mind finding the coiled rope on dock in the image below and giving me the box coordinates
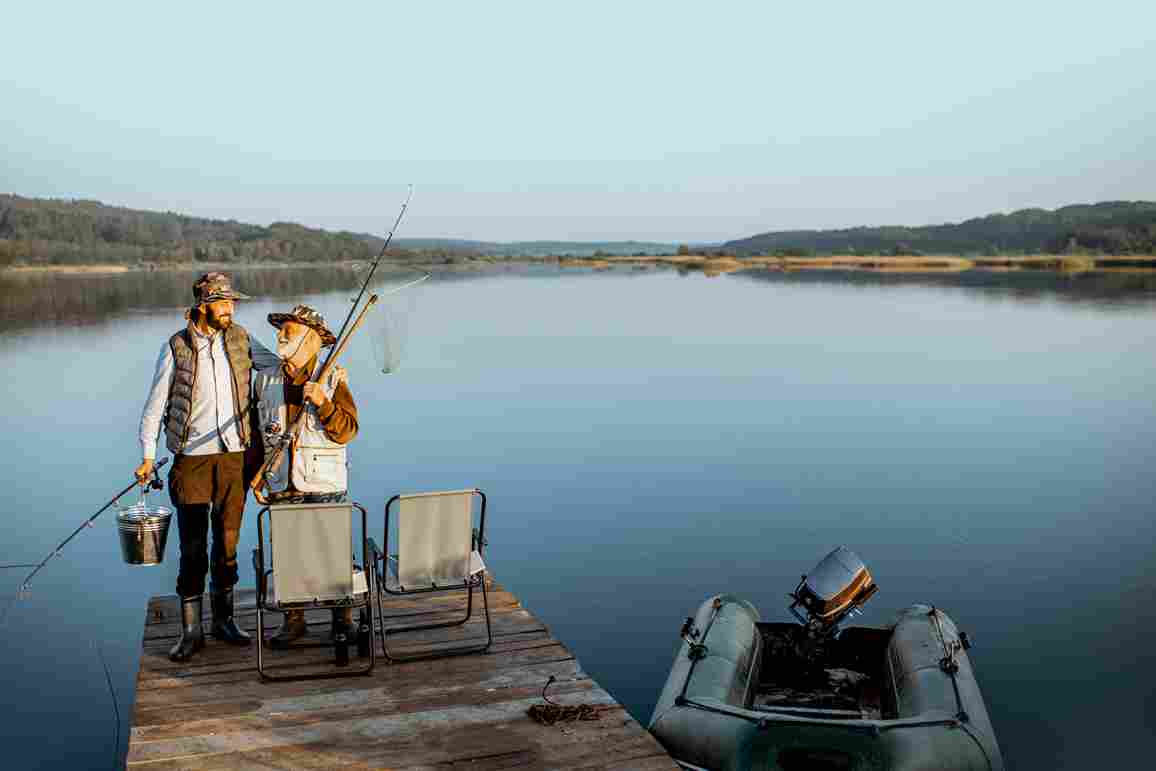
[526,675,613,726]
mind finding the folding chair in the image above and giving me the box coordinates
[253,502,376,681]
[370,489,491,662]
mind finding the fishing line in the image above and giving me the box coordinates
[0,564,37,570]
[94,642,121,770]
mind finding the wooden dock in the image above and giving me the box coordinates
[127,578,676,770]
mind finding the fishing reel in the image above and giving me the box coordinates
[148,467,164,492]
[141,460,165,492]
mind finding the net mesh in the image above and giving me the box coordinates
[371,274,425,374]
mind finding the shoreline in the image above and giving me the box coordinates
[3,253,1155,277]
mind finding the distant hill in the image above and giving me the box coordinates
[0,194,375,267]
[724,201,1156,257]
[369,236,676,258]
[0,194,675,267]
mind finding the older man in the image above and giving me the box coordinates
[253,304,359,647]
[136,272,279,662]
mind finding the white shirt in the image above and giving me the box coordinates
[139,325,279,460]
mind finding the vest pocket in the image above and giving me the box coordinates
[307,450,342,482]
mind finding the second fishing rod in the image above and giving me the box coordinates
[249,188,420,501]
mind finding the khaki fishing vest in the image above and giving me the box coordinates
[163,322,254,454]
[254,366,348,494]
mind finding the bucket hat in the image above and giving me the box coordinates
[192,272,250,303]
[268,304,337,347]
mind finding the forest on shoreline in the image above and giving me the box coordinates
[2,194,1154,270]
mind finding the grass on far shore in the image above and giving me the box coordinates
[4,253,1155,277]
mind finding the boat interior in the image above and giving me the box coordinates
[750,622,894,720]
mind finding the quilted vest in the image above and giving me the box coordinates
[163,322,253,454]
[253,366,348,494]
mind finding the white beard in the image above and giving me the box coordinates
[277,332,308,364]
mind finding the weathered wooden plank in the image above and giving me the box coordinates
[128,691,645,767]
[144,579,508,625]
[129,580,675,770]
[139,632,557,691]
[137,632,558,690]
[133,669,597,737]
[133,642,577,710]
[141,607,538,663]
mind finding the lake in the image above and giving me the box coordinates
[1,265,1154,770]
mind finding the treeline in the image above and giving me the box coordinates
[723,201,1156,257]
[0,194,677,266]
[0,195,383,267]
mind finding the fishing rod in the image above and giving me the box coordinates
[250,295,380,503]
[334,184,414,345]
[17,459,168,593]
[0,459,168,631]
[250,189,428,501]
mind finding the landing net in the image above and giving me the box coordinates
[369,273,429,374]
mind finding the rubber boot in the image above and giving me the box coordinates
[329,607,355,642]
[268,609,307,649]
[210,585,251,646]
[169,597,205,662]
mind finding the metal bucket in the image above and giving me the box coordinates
[117,500,173,566]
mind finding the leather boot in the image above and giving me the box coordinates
[209,585,251,646]
[169,596,205,662]
[329,607,355,642]
[268,609,307,649]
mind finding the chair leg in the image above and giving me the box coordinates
[379,575,493,664]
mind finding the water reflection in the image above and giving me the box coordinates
[4,265,1156,337]
[735,268,1156,309]
[1,267,1154,771]
[0,266,385,333]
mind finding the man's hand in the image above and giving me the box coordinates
[135,459,155,487]
[303,382,328,408]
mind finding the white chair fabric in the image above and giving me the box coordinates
[270,503,354,605]
[396,489,477,590]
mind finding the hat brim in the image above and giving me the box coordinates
[200,289,250,302]
[268,313,337,347]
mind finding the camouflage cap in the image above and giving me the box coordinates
[268,304,337,347]
[193,272,250,304]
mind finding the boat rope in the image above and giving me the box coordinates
[957,719,996,771]
[526,675,611,725]
[928,606,969,723]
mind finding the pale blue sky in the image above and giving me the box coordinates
[2,1,1153,241]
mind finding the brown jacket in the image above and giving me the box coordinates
[243,358,359,489]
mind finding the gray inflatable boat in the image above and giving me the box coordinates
[648,548,1003,771]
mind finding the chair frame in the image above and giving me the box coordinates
[371,489,491,663]
[253,502,376,682]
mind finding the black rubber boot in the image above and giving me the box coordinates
[169,597,205,662]
[329,607,355,642]
[209,585,251,646]
[268,609,307,649]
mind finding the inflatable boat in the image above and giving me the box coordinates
[648,547,1003,770]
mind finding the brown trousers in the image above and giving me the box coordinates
[168,452,246,599]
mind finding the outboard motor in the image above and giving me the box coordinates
[787,547,878,669]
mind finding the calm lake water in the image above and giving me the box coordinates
[1,265,1155,770]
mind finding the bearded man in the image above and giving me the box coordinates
[136,272,279,662]
[253,304,360,648]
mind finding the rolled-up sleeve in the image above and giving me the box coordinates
[316,381,358,444]
[140,342,175,460]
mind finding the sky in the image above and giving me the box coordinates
[2,1,1154,242]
